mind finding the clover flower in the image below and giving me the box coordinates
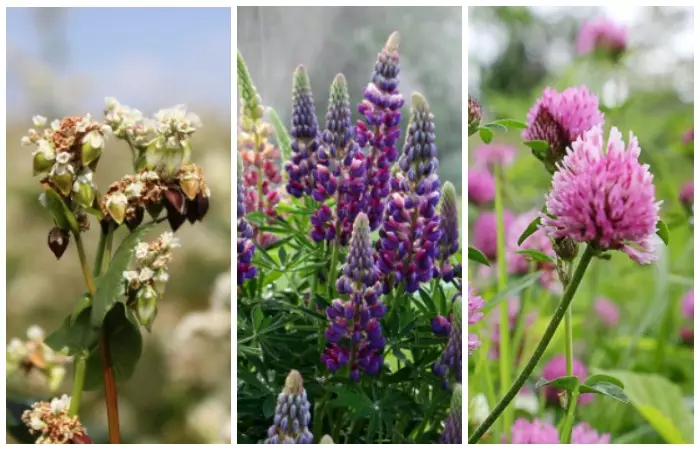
[321,214,385,380]
[572,422,611,444]
[473,210,515,261]
[440,385,462,444]
[680,181,693,217]
[468,283,485,355]
[21,395,92,444]
[523,86,605,173]
[310,73,367,245]
[510,418,559,444]
[682,290,694,321]
[122,231,179,330]
[285,65,321,199]
[473,143,516,171]
[541,354,593,406]
[376,93,441,294]
[593,297,620,329]
[355,31,405,231]
[433,296,462,388]
[6,326,70,393]
[576,18,627,59]
[265,370,313,444]
[434,182,461,281]
[468,169,495,206]
[541,126,661,264]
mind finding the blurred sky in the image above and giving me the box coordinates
[6,7,231,117]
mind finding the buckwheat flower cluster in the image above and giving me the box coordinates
[310,74,367,244]
[376,93,441,293]
[576,17,627,59]
[355,31,405,230]
[433,297,462,389]
[103,97,150,146]
[122,231,179,330]
[321,214,385,380]
[285,65,321,199]
[6,325,70,392]
[541,126,661,264]
[435,182,461,281]
[541,354,593,406]
[140,104,201,176]
[21,395,92,444]
[265,370,313,444]
[467,169,495,206]
[440,385,462,444]
[522,86,605,173]
[237,155,256,285]
[468,283,484,355]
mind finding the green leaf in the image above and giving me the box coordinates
[43,189,79,234]
[278,246,288,266]
[70,293,92,326]
[44,307,97,356]
[579,381,630,403]
[517,216,541,246]
[534,375,580,393]
[468,246,490,266]
[479,127,493,144]
[84,303,143,390]
[516,249,554,264]
[656,220,669,246]
[481,122,508,133]
[523,139,549,152]
[583,373,625,389]
[606,370,693,444]
[268,107,292,163]
[483,271,542,313]
[491,118,528,129]
[91,224,154,327]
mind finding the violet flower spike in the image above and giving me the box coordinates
[285,65,321,198]
[376,93,441,294]
[237,155,256,284]
[264,370,314,444]
[435,181,460,281]
[321,213,385,379]
[433,295,462,388]
[355,31,405,231]
[440,384,462,444]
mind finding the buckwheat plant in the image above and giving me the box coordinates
[17,100,212,443]
[238,30,462,444]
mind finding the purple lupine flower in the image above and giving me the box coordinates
[510,419,559,444]
[321,213,385,379]
[522,86,604,173]
[355,31,404,231]
[265,370,314,444]
[285,65,321,198]
[576,18,627,60]
[237,155,256,285]
[310,74,367,245]
[433,296,462,389]
[440,384,462,444]
[376,93,441,294]
[571,423,611,444]
[435,182,460,281]
[431,314,451,336]
[468,169,495,206]
[541,126,661,265]
[541,355,593,406]
[593,297,620,329]
[468,283,484,355]
[472,210,515,261]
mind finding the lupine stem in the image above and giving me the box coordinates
[493,163,512,435]
[328,240,339,297]
[560,392,579,444]
[468,245,595,444]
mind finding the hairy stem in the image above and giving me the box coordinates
[468,245,595,444]
[563,262,574,377]
[493,163,512,435]
[560,392,580,444]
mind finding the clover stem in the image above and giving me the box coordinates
[560,392,580,444]
[468,245,595,444]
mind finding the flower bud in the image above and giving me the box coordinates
[553,237,579,262]
[81,130,104,166]
[48,227,70,259]
[105,192,128,224]
[180,174,200,201]
[468,96,482,136]
[32,140,55,175]
[51,168,74,197]
[136,285,158,332]
[73,179,96,209]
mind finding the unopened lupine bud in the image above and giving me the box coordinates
[48,227,70,259]
[265,370,314,444]
[440,384,462,443]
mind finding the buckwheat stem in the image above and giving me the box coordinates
[69,354,87,417]
[468,245,595,444]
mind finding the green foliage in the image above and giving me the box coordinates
[43,189,79,235]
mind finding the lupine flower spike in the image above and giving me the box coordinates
[356,31,405,230]
[376,93,441,294]
[237,154,257,285]
[265,370,313,444]
[440,384,462,444]
[435,181,460,281]
[541,125,661,264]
[434,296,462,388]
[321,213,385,380]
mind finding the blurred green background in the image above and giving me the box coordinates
[237,6,463,194]
[468,6,694,444]
[6,8,232,444]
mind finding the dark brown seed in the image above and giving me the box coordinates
[48,227,70,259]
[125,206,145,231]
[185,200,198,224]
[146,202,164,220]
[164,187,185,214]
[165,201,187,231]
[196,194,210,221]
